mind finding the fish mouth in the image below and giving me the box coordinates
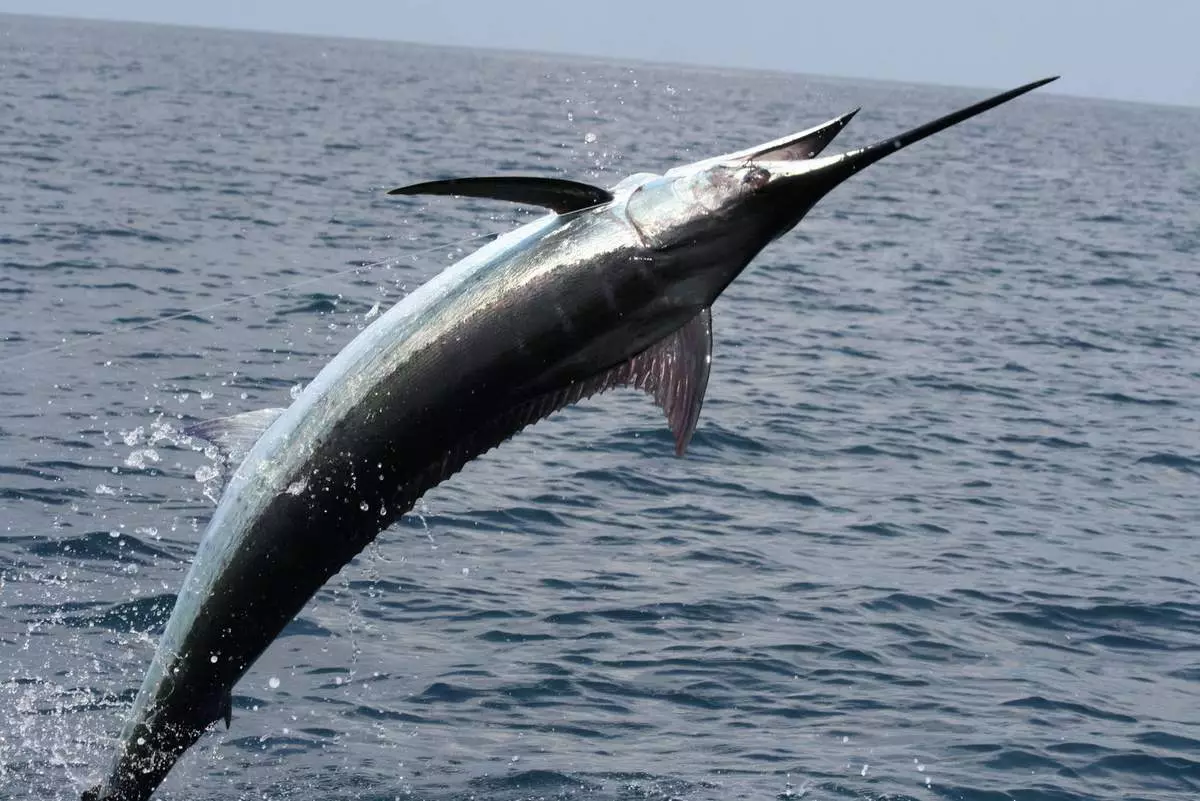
[666,106,860,177]
[762,76,1058,194]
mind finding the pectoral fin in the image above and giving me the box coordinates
[482,307,714,457]
[390,308,715,513]
[586,307,713,455]
[185,408,286,466]
[387,176,614,214]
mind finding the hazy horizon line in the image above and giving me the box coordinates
[8,10,1199,112]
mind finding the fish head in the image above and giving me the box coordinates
[624,77,1057,304]
[622,106,859,251]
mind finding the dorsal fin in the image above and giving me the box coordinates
[392,308,714,515]
[387,176,614,214]
[185,408,286,467]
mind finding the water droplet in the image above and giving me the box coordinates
[210,655,218,663]
[195,464,220,484]
[122,426,144,447]
[584,132,597,144]
[268,676,280,689]
[125,448,161,470]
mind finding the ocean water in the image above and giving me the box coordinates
[1,12,1198,801]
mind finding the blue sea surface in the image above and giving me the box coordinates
[1,13,1198,801]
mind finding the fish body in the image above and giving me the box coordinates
[84,77,1056,800]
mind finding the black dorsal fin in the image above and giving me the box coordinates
[391,308,714,515]
[387,176,614,214]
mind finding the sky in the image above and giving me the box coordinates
[3,0,1198,108]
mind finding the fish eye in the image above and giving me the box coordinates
[743,167,770,189]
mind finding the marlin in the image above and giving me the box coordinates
[83,77,1055,800]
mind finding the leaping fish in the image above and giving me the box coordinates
[84,76,1057,801]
